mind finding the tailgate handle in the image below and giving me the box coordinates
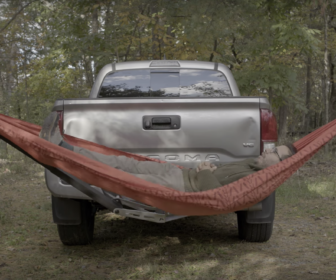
[143,115,181,130]
[152,117,171,125]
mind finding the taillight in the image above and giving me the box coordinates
[57,111,64,136]
[260,109,278,153]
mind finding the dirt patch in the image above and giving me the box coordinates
[0,159,336,279]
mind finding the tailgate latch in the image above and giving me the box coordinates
[143,115,181,130]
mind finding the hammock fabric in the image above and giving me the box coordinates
[0,113,335,216]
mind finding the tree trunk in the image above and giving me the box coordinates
[268,87,273,107]
[305,56,312,134]
[91,7,99,79]
[24,51,29,121]
[7,43,16,111]
[278,105,288,142]
[165,26,175,59]
[0,43,16,158]
[83,56,94,89]
[209,39,218,62]
[125,25,138,62]
[323,9,329,152]
[1,43,17,158]
[104,3,115,62]
[151,4,161,60]
[329,51,336,120]
[0,75,6,158]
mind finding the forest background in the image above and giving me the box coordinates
[0,0,335,157]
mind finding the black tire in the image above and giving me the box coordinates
[57,200,96,245]
[237,211,273,242]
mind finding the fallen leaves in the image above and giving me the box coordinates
[2,168,10,174]
[0,262,8,268]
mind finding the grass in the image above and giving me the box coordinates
[0,192,12,226]
[277,176,336,224]
[0,210,7,225]
[1,149,336,279]
[307,179,336,197]
[278,147,336,195]
[277,176,323,203]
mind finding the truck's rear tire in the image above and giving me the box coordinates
[237,211,273,242]
[56,200,96,245]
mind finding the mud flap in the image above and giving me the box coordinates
[52,196,81,225]
[245,192,275,224]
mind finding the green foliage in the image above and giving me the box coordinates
[19,52,90,124]
[271,22,321,55]
[0,0,333,132]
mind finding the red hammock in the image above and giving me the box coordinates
[0,113,335,216]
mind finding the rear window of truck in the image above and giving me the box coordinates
[98,69,232,98]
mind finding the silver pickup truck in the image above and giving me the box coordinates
[44,60,278,245]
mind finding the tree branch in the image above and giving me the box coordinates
[209,38,217,62]
[231,34,242,65]
[0,0,39,33]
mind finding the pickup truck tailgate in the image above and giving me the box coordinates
[62,98,261,168]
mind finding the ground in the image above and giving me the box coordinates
[1,151,336,280]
